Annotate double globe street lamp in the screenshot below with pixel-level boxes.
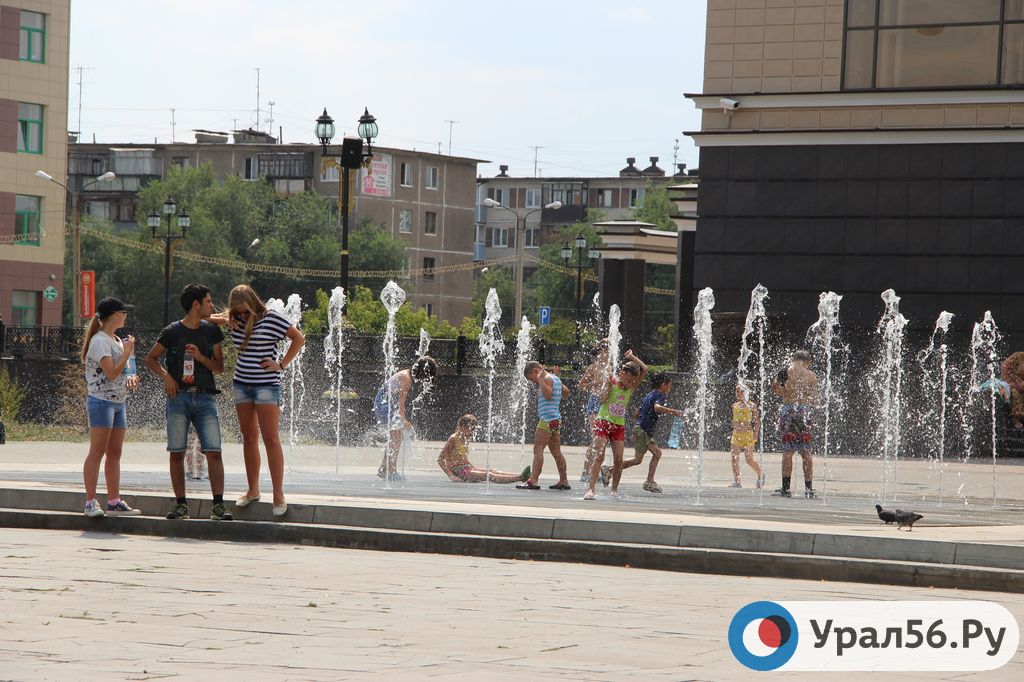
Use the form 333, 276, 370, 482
560, 232, 601, 353
315, 107, 378, 312
148, 198, 190, 327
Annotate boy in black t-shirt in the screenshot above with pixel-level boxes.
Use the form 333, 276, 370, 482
144, 284, 232, 520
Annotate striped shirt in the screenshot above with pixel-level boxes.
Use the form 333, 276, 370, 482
230, 309, 291, 385
537, 374, 563, 421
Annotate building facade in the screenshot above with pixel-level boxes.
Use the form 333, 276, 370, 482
686, 0, 1024, 336
0, 0, 69, 327
68, 133, 482, 323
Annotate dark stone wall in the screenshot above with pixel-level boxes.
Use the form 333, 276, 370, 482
695, 142, 1024, 342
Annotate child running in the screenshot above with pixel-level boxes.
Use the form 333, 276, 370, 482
584, 349, 648, 500
517, 361, 571, 490
438, 414, 531, 484
618, 372, 684, 494
730, 381, 765, 489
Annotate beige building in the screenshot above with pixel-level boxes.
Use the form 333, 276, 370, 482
0, 0, 69, 327
686, 0, 1024, 334
69, 133, 483, 324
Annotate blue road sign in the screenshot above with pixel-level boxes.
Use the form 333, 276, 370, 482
539, 306, 551, 326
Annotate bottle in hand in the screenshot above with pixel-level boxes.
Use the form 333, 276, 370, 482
183, 351, 195, 384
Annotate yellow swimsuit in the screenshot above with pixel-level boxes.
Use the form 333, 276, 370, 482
731, 403, 756, 449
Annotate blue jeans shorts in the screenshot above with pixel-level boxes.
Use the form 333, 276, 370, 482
232, 381, 281, 405
87, 395, 127, 429
166, 392, 222, 453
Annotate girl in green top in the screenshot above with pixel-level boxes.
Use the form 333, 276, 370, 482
584, 349, 648, 500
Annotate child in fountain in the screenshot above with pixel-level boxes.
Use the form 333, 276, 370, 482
729, 381, 765, 489
577, 340, 609, 482
438, 414, 531, 484
583, 349, 648, 500
517, 361, 571, 490
618, 371, 684, 494
375, 356, 438, 481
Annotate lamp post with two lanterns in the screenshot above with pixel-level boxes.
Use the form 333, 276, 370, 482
148, 198, 190, 327
560, 232, 601, 353
314, 107, 378, 312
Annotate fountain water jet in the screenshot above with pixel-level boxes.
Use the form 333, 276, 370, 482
874, 289, 907, 504
323, 287, 346, 471
692, 287, 715, 504
478, 289, 505, 490
379, 281, 407, 487
917, 311, 953, 504
971, 311, 1001, 507
806, 291, 842, 501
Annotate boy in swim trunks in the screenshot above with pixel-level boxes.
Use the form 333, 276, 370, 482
619, 372, 684, 493
438, 414, 531, 484
517, 361, 572, 490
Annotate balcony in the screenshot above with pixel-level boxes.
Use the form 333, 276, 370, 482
542, 204, 585, 223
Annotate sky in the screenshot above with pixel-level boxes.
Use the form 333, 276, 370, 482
68, 0, 707, 178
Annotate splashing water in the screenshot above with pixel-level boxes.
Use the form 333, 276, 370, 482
917, 311, 953, 504
511, 316, 535, 466
806, 291, 842, 501
380, 281, 407, 487
478, 288, 505, 489
281, 294, 306, 470
737, 285, 769, 502
607, 304, 622, 373
417, 328, 431, 358
323, 287, 346, 470
971, 311, 1001, 507
874, 289, 908, 504
692, 287, 715, 504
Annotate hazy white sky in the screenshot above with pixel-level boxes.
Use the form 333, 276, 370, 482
68, 0, 707, 178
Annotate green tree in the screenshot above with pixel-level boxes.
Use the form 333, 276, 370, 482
524, 214, 604, 332
348, 219, 409, 294
472, 265, 515, 327
630, 182, 676, 231
630, 182, 678, 344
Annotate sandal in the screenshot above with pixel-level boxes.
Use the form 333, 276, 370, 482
548, 482, 572, 490
516, 482, 541, 490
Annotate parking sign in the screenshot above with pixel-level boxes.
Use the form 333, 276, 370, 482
539, 306, 551, 326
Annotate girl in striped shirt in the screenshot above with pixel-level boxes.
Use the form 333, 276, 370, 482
516, 361, 571, 490
222, 284, 305, 516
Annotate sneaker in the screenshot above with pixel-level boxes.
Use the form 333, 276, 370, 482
106, 500, 141, 516
642, 480, 663, 494
165, 503, 190, 520
579, 472, 590, 483
728, 481, 742, 489
804, 488, 817, 499
583, 490, 595, 500
210, 502, 233, 521
599, 465, 612, 488
757, 472, 766, 489
84, 499, 105, 517
773, 488, 792, 498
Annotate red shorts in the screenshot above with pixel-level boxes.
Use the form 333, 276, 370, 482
593, 419, 625, 442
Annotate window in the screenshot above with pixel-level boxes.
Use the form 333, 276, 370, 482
12, 291, 39, 326
399, 208, 412, 233
320, 157, 340, 182
400, 162, 413, 186
112, 149, 156, 175
423, 257, 436, 281
19, 11, 45, 63
629, 188, 646, 208
525, 227, 539, 248
426, 166, 439, 189
843, 0, 1023, 88
17, 103, 43, 154
86, 200, 110, 219
492, 226, 509, 247
244, 157, 259, 180
15, 195, 41, 246
424, 211, 437, 235
525, 188, 541, 209
172, 156, 190, 169
425, 303, 434, 317
595, 189, 613, 208
489, 188, 506, 206
545, 182, 583, 206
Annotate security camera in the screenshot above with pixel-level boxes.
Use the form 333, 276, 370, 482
719, 98, 740, 111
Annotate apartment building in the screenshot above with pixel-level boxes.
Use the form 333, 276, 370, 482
686, 0, 1024, 336
0, 0, 69, 326
69, 133, 483, 323
475, 158, 689, 265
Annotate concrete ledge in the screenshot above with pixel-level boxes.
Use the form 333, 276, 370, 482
1, 508, 1022, 594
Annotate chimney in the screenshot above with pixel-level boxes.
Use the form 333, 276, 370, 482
674, 163, 687, 177
497, 164, 509, 177
641, 156, 665, 177
619, 157, 640, 177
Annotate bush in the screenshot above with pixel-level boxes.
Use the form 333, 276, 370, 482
0, 364, 27, 423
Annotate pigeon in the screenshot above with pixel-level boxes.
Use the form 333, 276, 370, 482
875, 504, 896, 524
894, 509, 924, 531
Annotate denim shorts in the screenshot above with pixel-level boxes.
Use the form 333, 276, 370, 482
232, 381, 281, 405
87, 395, 127, 429
166, 392, 222, 453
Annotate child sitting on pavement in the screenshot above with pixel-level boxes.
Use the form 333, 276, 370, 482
618, 372, 684, 494
583, 349, 648, 500
438, 414, 531, 484
517, 361, 572, 490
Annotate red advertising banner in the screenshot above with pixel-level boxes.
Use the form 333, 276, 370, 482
80, 270, 95, 319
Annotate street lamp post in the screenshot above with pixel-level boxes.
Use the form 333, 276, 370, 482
560, 232, 601, 353
482, 198, 562, 325
34, 169, 116, 324
315, 107, 378, 312
148, 198, 190, 327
